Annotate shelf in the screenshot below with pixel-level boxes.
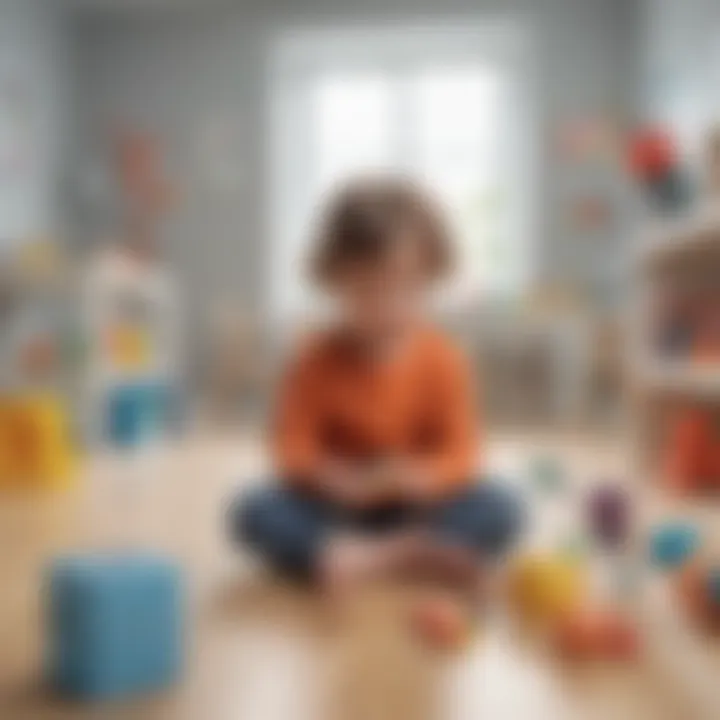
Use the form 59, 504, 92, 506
635, 362, 720, 398
639, 208, 720, 273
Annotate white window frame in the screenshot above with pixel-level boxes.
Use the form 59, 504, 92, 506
266, 20, 538, 325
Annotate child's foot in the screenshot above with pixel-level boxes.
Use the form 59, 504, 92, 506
409, 590, 476, 652
318, 532, 424, 598
406, 538, 486, 605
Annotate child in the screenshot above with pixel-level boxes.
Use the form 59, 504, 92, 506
233, 177, 522, 596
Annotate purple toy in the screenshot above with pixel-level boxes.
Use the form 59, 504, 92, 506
587, 483, 632, 549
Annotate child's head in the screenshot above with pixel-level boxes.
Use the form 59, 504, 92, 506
310, 177, 454, 340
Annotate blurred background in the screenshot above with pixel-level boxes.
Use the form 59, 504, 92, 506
0, 0, 716, 441
1, 0, 720, 717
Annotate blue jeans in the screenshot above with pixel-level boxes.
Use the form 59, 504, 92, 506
230, 480, 523, 578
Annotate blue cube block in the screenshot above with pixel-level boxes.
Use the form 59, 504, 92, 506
46, 553, 183, 700
648, 523, 700, 570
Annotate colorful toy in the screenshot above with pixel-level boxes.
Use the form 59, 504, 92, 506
554, 606, 640, 661
106, 323, 153, 370
663, 407, 716, 495
529, 455, 567, 495
106, 382, 175, 449
0, 394, 76, 490
586, 483, 632, 549
409, 594, 473, 652
510, 553, 587, 625
557, 534, 591, 562
627, 126, 690, 213
47, 553, 183, 700
648, 522, 700, 570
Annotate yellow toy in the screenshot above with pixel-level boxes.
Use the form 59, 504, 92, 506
107, 323, 152, 370
509, 553, 588, 626
0, 394, 76, 491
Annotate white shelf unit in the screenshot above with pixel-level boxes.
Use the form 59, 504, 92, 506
631, 208, 720, 467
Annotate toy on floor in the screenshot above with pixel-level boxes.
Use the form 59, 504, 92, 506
554, 606, 640, 662
529, 455, 567, 495
674, 561, 717, 631
47, 553, 183, 700
674, 560, 720, 632
557, 535, 591, 562
649, 522, 700, 570
409, 594, 473, 652
586, 483, 632, 549
510, 553, 587, 625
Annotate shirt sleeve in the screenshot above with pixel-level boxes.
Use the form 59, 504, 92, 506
418, 344, 479, 496
270, 346, 324, 484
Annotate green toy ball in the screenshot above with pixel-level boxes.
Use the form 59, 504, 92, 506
529, 455, 567, 494
557, 535, 591, 562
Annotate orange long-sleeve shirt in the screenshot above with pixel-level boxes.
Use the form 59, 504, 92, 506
272, 327, 478, 496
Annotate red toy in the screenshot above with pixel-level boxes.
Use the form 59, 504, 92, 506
409, 594, 472, 652
663, 407, 716, 495
627, 126, 678, 181
554, 607, 640, 662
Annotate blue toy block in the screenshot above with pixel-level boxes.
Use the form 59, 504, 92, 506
106, 382, 177, 448
648, 523, 700, 570
46, 553, 183, 700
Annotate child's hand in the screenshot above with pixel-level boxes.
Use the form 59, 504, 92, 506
359, 458, 437, 505
389, 459, 437, 504
317, 460, 388, 510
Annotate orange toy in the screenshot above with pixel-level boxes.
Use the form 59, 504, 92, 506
627, 126, 678, 180
663, 408, 716, 495
554, 607, 640, 662
409, 595, 472, 652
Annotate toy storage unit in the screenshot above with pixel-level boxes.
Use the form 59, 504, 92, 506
630, 210, 720, 485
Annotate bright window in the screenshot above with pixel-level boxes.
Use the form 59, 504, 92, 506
269, 24, 532, 321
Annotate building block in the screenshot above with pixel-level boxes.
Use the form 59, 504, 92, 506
46, 553, 184, 700
106, 382, 176, 449
648, 522, 700, 570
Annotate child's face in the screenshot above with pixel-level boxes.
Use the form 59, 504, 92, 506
333, 235, 428, 341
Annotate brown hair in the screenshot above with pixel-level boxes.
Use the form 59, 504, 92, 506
309, 176, 454, 284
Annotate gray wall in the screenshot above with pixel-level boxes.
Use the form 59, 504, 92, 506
641, 0, 720, 153
72, 0, 640, 326
0, 0, 72, 248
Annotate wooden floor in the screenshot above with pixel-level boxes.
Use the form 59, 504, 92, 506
1, 432, 719, 719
